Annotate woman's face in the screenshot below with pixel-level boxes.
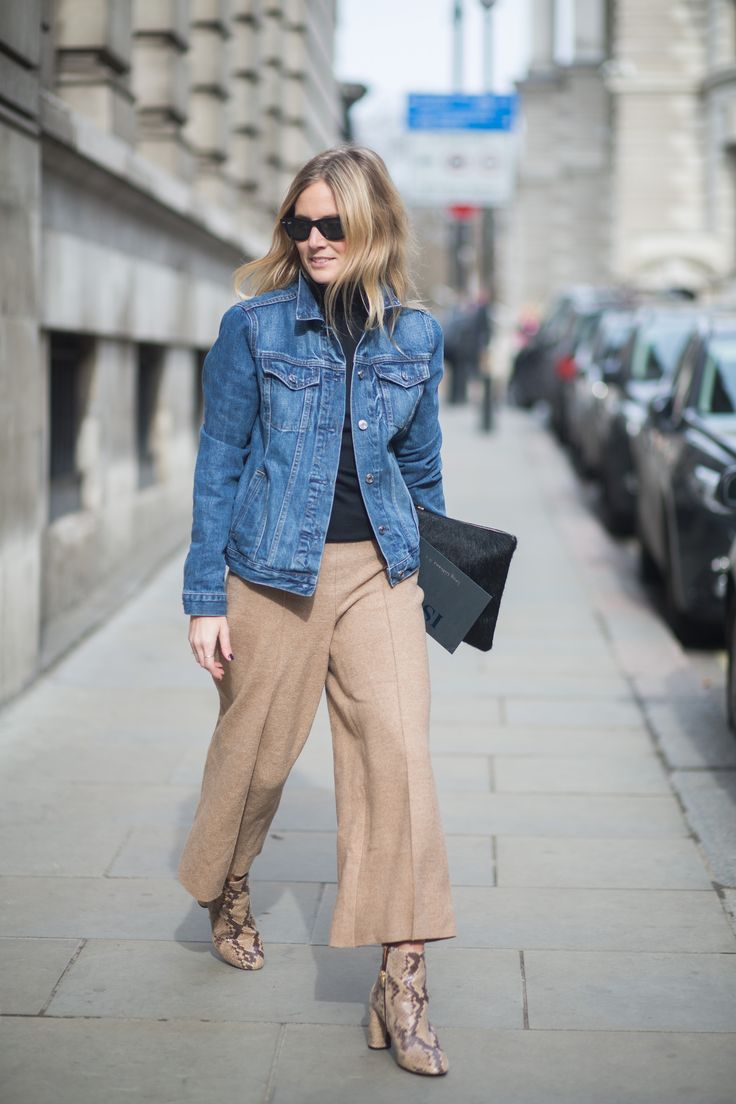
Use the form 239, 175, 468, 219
293, 180, 347, 284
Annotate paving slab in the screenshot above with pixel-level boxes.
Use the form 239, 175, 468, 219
270, 789, 338, 831
0, 1017, 280, 1104
46, 939, 523, 1028
430, 753, 493, 790
0, 779, 198, 830
504, 698, 644, 729
438, 792, 688, 836
0, 938, 81, 1014
427, 696, 503, 725
0, 877, 322, 943
428, 726, 653, 755
310, 885, 736, 951
270, 1024, 736, 1104
524, 949, 736, 1031
0, 682, 215, 747
493, 753, 670, 794
0, 818, 132, 877
495, 836, 712, 889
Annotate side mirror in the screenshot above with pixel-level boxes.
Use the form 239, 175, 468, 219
648, 392, 675, 426
715, 467, 736, 509
601, 355, 623, 385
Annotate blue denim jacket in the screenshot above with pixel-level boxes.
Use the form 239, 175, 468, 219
182, 269, 446, 615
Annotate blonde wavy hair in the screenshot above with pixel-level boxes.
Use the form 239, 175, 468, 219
232, 145, 424, 338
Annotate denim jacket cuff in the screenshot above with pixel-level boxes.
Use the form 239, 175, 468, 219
182, 591, 227, 616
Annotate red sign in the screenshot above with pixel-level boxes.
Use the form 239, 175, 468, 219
448, 204, 480, 221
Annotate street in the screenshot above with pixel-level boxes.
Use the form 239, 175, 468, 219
1, 400, 735, 1103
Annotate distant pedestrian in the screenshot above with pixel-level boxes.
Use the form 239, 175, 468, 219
442, 294, 492, 403
181, 145, 455, 1076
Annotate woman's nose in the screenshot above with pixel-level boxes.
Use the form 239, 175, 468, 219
307, 225, 325, 245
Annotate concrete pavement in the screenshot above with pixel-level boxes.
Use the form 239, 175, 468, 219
1, 402, 735, 1103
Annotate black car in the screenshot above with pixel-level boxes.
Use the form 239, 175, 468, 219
508, 287, 621, 410
566, 308, 639, 476
578, 307, 697, 533
633, 314, 736, 641
723, 525, 736, 730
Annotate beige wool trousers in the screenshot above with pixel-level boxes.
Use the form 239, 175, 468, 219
178, 538, 456, 948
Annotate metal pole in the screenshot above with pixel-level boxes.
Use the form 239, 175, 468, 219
452, 0, 464, 90
479, 0, 497, 431
450, 1, 466, 296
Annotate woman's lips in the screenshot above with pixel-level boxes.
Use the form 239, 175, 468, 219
310, 257, 334, 266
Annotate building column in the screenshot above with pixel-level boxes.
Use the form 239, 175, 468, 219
529, 0, 556, 73
53, 0, 136, 142
132, 0, 193, 181
183, 0, 232, 207
255, 1, 284, 216
0, 0, 44, 701
227, 1, 260, 201
608, 0, 715, 287
572, 0, 606, 63
280, 0, 309, 191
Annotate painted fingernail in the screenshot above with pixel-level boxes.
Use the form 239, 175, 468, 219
228, 653, 234, 661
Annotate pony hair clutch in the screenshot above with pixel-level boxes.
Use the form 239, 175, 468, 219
415, 505, 518, 653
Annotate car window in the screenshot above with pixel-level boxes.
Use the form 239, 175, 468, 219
574, 312, 602, 355
670, 336, 700, 419
630, 317, 695, 381
696, 336, 736, 414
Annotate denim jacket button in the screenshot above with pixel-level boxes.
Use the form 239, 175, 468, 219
357, 369, 365, 379
365, 473, 374, 484
378, 525, 386, 534
401, 371, 409, 381
288, 373, 297, 384
358, 419, 368, 430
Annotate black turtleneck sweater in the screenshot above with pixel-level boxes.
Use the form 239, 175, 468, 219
304, 272, 374, 542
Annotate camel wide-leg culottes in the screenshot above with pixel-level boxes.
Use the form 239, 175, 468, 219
178, 538, 457, 948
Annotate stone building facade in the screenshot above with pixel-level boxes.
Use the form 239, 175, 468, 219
0, 0, 342, 704
503, 0, 736, 317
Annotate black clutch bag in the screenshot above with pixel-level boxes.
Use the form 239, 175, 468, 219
416, 505, 518, 653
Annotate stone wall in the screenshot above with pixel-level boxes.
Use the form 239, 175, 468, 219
503, 0, 736, 317
0, 0, 342, 704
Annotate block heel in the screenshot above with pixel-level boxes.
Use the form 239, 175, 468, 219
366, 996, 391, 1049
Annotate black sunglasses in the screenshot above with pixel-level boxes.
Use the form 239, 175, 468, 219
280, 215, 345, 242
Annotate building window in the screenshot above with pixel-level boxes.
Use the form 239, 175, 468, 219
194, 348, 206, 431
136, 343, 164, 489
48, 332, 93, 521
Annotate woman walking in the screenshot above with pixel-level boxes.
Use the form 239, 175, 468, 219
181, 145, 456, 1076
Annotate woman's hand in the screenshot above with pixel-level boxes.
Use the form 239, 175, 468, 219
189, 615, 234, 681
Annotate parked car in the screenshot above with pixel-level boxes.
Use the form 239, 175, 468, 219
548, 305, 613, 443
508, 287, 622, 410
566, 308, 639, 476
633, 314, 736, 641
577, 307, 698, 532
722, 526, 736, 730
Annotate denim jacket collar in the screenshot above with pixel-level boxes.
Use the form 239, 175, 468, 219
294, 267, 401, 321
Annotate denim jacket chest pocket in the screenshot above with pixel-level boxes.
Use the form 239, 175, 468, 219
372, 358, 431, 431
260, 357, 320, 432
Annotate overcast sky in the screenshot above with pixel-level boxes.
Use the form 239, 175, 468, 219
334, 0, 532, 145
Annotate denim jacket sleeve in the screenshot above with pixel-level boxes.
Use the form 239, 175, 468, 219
392, 314, 446, 515
182, 303, 259, 616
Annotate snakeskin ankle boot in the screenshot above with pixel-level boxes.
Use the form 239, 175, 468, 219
367, 944, 448, 1076
198, 872, 264, 971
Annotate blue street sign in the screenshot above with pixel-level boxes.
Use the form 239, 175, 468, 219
407, 93, 517, 132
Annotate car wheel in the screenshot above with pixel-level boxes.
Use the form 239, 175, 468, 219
638, 536, 659, 584
663, 519, 709, 646
601, 459, 633, 536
